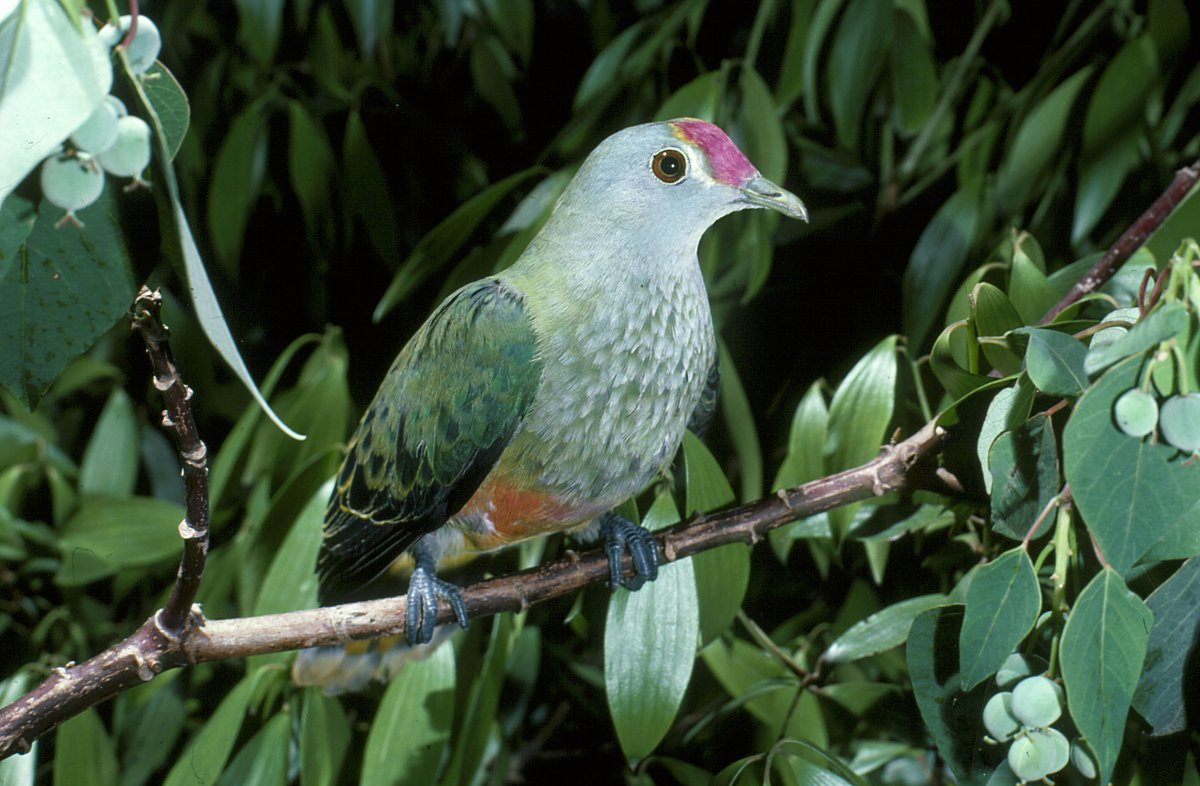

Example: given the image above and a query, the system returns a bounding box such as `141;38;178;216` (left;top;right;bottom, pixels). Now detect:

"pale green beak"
739;175;808;222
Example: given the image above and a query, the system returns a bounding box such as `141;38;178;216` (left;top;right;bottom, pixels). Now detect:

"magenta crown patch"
670;119;757;186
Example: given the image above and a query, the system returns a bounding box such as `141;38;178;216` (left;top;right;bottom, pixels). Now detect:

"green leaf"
252;480;326;616
977;378;1036;496
299;690;351;786
693;543;749;644
930;320;994;400
889;9;938;134
995;67;1093;215
234;0;284;62
54;708;117;786
1008;237;1055;324
0;671;37;786
1084;302;1188;376
903;184;985;348
682;430;735;515
56;496;185;586
573;21;646;111
824;594;947;664
343;110;401;271
0;0;111;208
0;191;134;408
1132;557;1200;736
163;670;267;786
287;101;335;243
801;0;847;123
1064;357;1200;574
771;381;828;561
1021;328;1088;396
1060;568;1152;785
606;493;699;762
125;64;302;440
1073;135;1142;245
114;677;186;786
738;66;787;183
140;63;189;161
971;283;1024;375
344;0;394;56
214;711;289;786
442;615;515;786
79;389;138;496
207;101;270;271
470;35;520;129
718;341;763;502
374;166;542;321
907;606;991;784
958;548;1041;690
656;69;725;122
988;414;1059;541
826;0;892;150
361;640;456;786
774;0;813;109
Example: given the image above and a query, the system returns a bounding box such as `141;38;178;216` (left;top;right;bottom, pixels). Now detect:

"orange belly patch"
455;476;594;551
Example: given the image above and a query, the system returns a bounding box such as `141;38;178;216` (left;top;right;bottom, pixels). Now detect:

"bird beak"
738;175;808;222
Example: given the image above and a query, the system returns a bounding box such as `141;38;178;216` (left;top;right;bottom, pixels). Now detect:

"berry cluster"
40;15;160;226
983;655;1097;784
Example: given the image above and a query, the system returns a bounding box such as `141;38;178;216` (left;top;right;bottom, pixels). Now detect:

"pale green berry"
1159;394;1200;453
1089;307;1138;350
70;99;119;154
1114;388;1158;438
995;653;1033;688
105;95;128;117
983;692;1021;742
98;15;161;74
1035;727;1070;774
1010;675;1062;728
97;116;152;178
40;153;105;212
1071;739;1098;779
1007;734;1056;783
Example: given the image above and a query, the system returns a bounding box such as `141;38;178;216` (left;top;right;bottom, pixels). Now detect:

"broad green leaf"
54;708;117;786
825;594;947;664
995;67;1093;215
299;690;351;786
719;341;763;502
1084;302;1188;375
903;184;985;348
573;20;646;111
1064;357;1200;573
234;0;283;62
976;378;1035;495
930;320;993;400
1148;0;1189;63
826;0;892;150
163;670;267;786
682;430;735;515
56;495;185;585
1132;557;1200;735
287;100;335;243
656;69;725;122
140;62;189;161
889;9;937;134
738;66;787;183
207;100;270;271
907;606;991;784
252;479;327;615
958;548;1040;689
79;389;138;496
125;62;302;440
374;166;542;321
1021;328;1088;397
606;494;699;762
989;414;1059;541
214;711;289;786
361;640;456;786
771;381;828;561
693;542;749;644
442;615;515;786
1008;238;1055;324
1060;569;1152;785
1073;136;1142;245
114;676;186;786
0;670;37;786
971;283;1023;375
0;192;134;407
0;0;112;208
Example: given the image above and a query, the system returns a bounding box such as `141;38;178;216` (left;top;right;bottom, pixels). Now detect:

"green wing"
317;278;541;603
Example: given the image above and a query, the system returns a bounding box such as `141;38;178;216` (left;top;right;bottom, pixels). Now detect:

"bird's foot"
405;563;469;646
599;513;659;591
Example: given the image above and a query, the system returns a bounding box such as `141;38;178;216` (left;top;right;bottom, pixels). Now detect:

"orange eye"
651;149;687;183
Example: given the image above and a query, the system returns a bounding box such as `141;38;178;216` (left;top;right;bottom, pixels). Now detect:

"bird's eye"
651;149;687;184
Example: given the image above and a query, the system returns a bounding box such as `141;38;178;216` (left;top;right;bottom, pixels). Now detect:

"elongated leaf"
140;62;189;161
701;638;827;743
299;690;351;786
1132;557;1200;735
1064;357;1200;574
79;389;138;496
361;640;456;786
1060;569;1152;785
234;0;283;62
287;100;335;243
214;711;289;786
718;341;763;502
207;101;270;271
606;494;699;762
971;283;1023;375
56;495;185;585
1084;302;1188;375
54;708;117;786
989;414;1059;541
114;677;186;786
826;0;892;150
682;430;735;515
0;671;37;786
958;548;1040;689
930;320;993;400
125;60;302;440
889;9;937;134
976;379;1035;496
163;671;266;786
825;594;947;664
252;480;327;616
442;615;514;786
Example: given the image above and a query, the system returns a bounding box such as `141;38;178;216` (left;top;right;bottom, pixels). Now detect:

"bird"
314;118;807;648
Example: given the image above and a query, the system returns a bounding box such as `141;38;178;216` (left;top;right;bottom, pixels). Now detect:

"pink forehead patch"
670;119;757;186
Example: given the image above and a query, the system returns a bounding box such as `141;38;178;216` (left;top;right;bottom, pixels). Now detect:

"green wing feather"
317;278;541;603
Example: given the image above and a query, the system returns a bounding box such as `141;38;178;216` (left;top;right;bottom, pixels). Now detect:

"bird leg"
599;512;660;591
406;544;469;646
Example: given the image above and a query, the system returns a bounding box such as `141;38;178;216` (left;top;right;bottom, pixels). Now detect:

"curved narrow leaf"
213;711;289;786
889;9;937;134
1084;302;1188;376
299;690;351;786
163;671;267;786
79;389;137;496
958;548;1041;689
606;494;699;762
971;283;1023;375
825;594;947;664
0;671;37;786
207;101;270;271
361;640;456;786
53;707;117;786
826;0;892;150
1060;568;1152;785
718;340;763;502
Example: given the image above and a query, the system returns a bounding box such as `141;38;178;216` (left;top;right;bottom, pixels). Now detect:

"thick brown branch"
1039;159;1200;324
0;422;945;759
129;287;210;634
